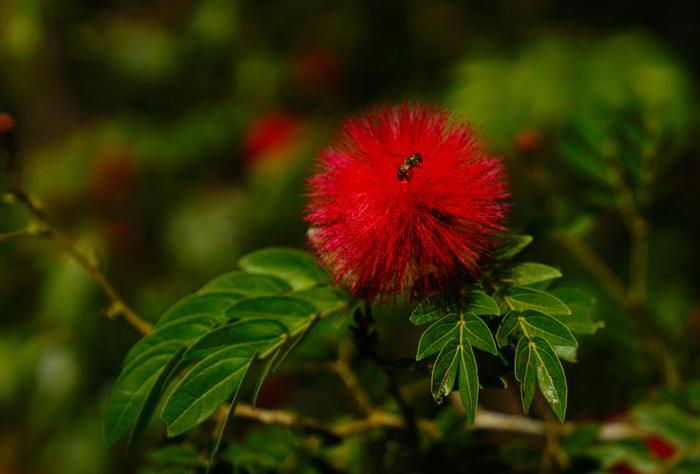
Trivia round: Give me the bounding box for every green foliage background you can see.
[0,1,699,473]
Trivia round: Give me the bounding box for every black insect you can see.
[396,152,423,182]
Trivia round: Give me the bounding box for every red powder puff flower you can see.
[306,103,508,300]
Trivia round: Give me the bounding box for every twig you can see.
[554,230,679,387]
[334,341,374,415]
[553,233,628,308]
[609,161,649,305]
[2,137,152,335]
[0,226,46,243]
[231,402,646,442]
[533,394,568,473]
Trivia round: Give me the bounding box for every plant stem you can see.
[555,228,679,387]
[0,227,45,243]
[230,402,648,442]
[553,233,628,308]
[334,341,374,415]
[2,146,152,335]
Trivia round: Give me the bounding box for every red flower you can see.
[306,103,508,299]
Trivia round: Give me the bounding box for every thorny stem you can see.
[1,131,152,335]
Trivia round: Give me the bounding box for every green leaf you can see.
[161,346,256,437]
[416,314,460,360]
[252,349,280,408]
[417,312,497,360]
[410,297,451,325]
[518,311,578,348]
[183,319,287,362]
[125,347,186,454]
[549,288,603,335]
[206,362,251,474]
[461,313,498,355]
[291,286,347,313]
[225,296,318,332]
[458,343,479,424]
[430,339,460,401]
[139,444,204,473]
[494,235,533,261]
[515,337,536,414]
[239,247,327,290]
[158,293,238,327]
[105,342,183,444]
[503,263,562,287]
[123,315,222,367]
[468,291,501,316]
[495,312,519,348]
[532,337,568,422]
[505,287,571,316]
[554,346,578,363]
[270,317,318,373]
[514,336,527,382]
[198,271,291,297]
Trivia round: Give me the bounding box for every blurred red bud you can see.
[88,147,140,211]
[689,302,700,336]
[293,49,342,95]
[98,219,143,257]
[514,128,543,154]
[243,112,303,162]
[254,374,294,409]
[646,436,676,459]
[609,461,640,474]
[0,112,15,134]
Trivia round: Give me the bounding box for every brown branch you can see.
[3,186,152,335]
[231,402,646,443]
[3,124,152,335]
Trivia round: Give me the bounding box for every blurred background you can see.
[0,1,699,473]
